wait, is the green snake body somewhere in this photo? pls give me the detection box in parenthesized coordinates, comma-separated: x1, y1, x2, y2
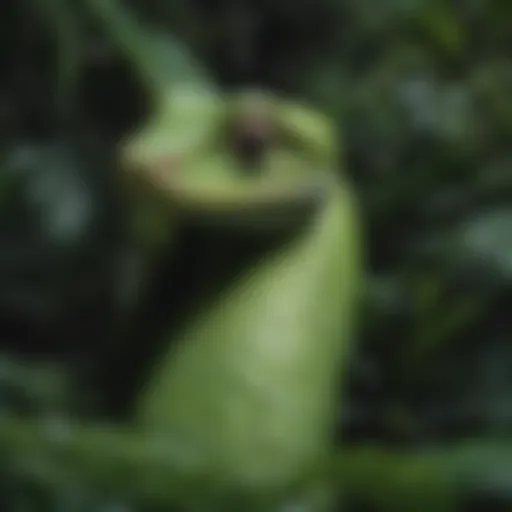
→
(138, 175, 361, 490)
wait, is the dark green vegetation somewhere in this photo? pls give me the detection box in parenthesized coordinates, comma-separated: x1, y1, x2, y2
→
(1, 0, 511, 510)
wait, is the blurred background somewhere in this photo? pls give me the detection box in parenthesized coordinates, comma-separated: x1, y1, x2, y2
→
(0, 0, 511, 510)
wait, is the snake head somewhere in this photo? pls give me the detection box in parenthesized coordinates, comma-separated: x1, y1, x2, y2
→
(119, 88, 339, 230)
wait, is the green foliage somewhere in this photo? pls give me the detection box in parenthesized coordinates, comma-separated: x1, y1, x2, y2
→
(0, 0, 511, 510)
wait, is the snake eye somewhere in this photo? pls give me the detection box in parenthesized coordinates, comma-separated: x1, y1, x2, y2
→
(231, 97, 277, 168)
(234, 124, 269, 166)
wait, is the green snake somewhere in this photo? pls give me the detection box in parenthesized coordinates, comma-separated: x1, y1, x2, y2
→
(123, 85, 362, 492)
